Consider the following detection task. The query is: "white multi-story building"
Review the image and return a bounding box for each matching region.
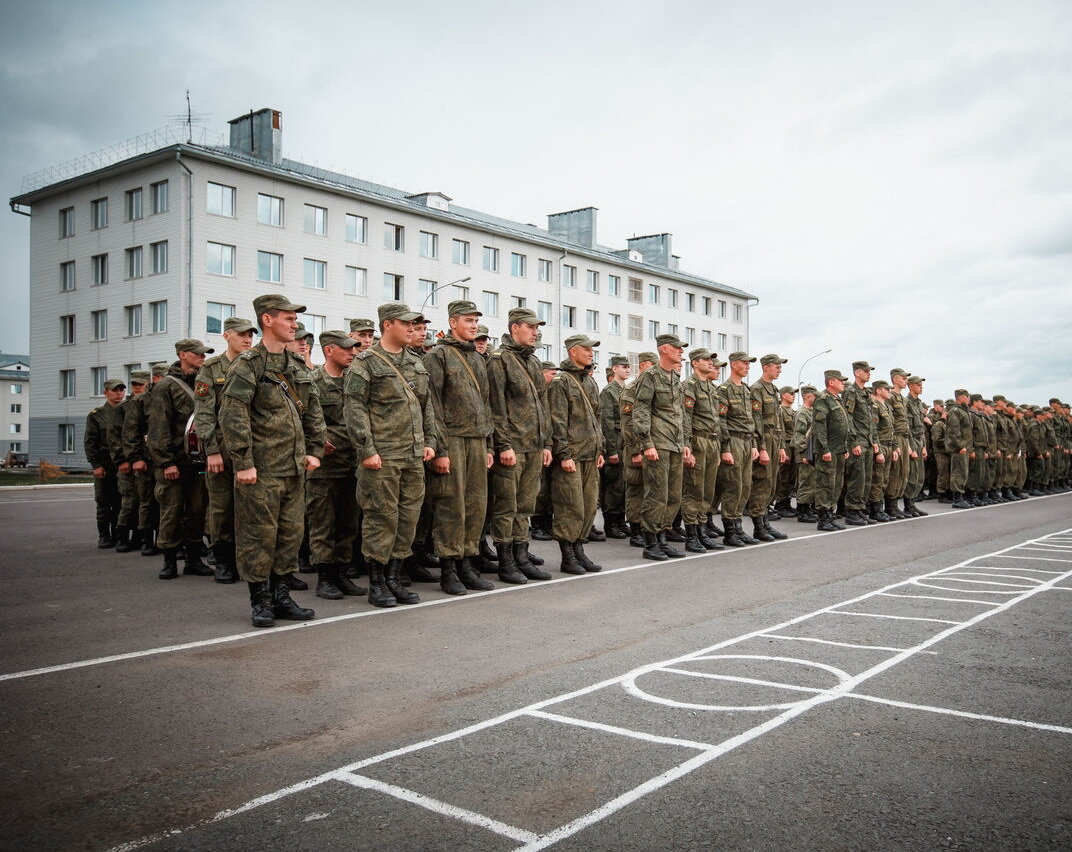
[0,353,30,460]
[11,108,755,467]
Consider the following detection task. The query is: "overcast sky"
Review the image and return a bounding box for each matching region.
[2,0,1069,402]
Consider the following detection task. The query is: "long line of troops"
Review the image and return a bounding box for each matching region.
[83,293,1072,627]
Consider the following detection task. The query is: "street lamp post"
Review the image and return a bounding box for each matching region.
[797,348,833,391]
[421,276,471,316]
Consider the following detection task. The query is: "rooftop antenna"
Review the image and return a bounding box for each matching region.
[167,90,211,143]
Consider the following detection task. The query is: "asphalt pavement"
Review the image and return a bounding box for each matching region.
[0,486,1069,851]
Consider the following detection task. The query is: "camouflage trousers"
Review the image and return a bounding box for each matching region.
[968,452,987,491]
[134,469,157,530]
[431,435,489,559]
[814,454,846,513]
[490,449,544,544]
[869,446,891,504]
[775,451,796,503]
[154,467,207,549]
[205,465,235,546]
[116,471,137,527]
[93,470,121,528]
[949,450,969,493]
[682,435,720,525]
[746,432,781,517]
[624,459,644,523]
[641,450,682,533]
[936,452,951,493]
[844,448,873,510]
[795,459,815,505]
[360,457,425,564]
[885,436,910,499]
[234,473,304,582]
[716,434,754,520]
[551,459,599,543]
[600,458,625,516]
[307,474,358,566]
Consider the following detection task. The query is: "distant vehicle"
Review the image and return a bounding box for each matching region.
[3,451,28,469]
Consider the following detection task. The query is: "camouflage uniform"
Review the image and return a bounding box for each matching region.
[945,402,972,495]
[109,394,137,531]
[842,381,876,511]
[746,377,784,518]
[868,396,894,504]
[792,405,816,506]
[193,352,238,553]
[549,360,602,542]
[619,378,645,529]
[905,393,927,501]
[714,379,757,521]
[632,364,685,533]
[121,379,159,537]
[885,389,910,501]
[812,388,851,513]
[598,379,625,521]
[681,373,728,525]
[84,401,120,540]
[930,418,950,494]
[774,400,797,506]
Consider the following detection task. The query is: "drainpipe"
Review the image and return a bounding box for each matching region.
[176,150,194,337]
[556,248,568,360]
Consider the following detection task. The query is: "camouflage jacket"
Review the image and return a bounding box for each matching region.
[944,404,973,453]
[841,383,876,449]
[193,352,237,459]
[750,379,783,441]
[424,335,493,455]
[122,384,154,465]
[487,336,551,455]
[631,365,684,453]
[930,419,948,454]
[599,381,624,458]
[84,402,119,470]
[792,406,814,455]
[310,366,354,477]
[681,375,728,447]
[888,390,910,439]
[147,363,199,469]
[905,395,927,452]
[813,390,851,455]
[549,360,602,462]
[718,379,759,444]
[779,404,796,452]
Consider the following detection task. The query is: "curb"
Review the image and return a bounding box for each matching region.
[0,482,95,491]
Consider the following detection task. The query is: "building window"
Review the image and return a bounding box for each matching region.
[10,385,23,395]
[647,283,660,305]
[344,266,367,296]
[384,223,404,251]
[587,270,599,293]
[299,204,325,235]
[150,241,168,274]
[511,252,527,278]
[510,295,527,309]
[91,367,107,397]
[92,254,108,286]
[418,279,439,307]
[561,305,576,328]
[10,404,21,414]
[59,423,75,453]
[295,314,323,339]
[60,314,75,345]
[734,335,743,350]
[734,303,743,322]
[452,284,470,302]
[586,309,599,332]
[60,370,76,399]
[628,277,642,303]
[667,323,678,336]
[452,239,470,265]
[702,330,712,348]
[702,297,712,316]
[482,246,499,272]
[9,423,21,434]
[257,251,283,284]
[125,305,142,337]
[59,207,75,238]
[419,231,439,259]
[125,188,143,221]
[303,258,327,290]
[151,180,168,214]
[685,327,695,346]
[257,193,284,226]
[207,182,235,217]
[150,300,167,334]
[91,198,108,230]
[384,273,404,301]
[608,313,621,335]
[206,242,235,276]
[538,259,553,283]
[125,247,143,279]
[562,264,576,288]
[718,299,727,319]
[92,309,107,341]
[608,275,621,297]
[206,301,235,335]
[483,290,499,317]
[124,364,142,385]
[60,261,76,291]
[718,333,727,350]
[345,213,367,243]
[537,301,552,324]
[647,320,660,339]
[686,293,696,312]
[628,315,642,341]
[668,289,678,309]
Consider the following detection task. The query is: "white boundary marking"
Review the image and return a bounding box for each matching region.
[846,693,1072,735]
[877,592,997,606]
[523,710,713,750]
[827,610,962,625]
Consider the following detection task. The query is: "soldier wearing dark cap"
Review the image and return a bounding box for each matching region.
[813,370,851,531]
[112,372,149,552]
[220,295,324,627]
[883,368,910,519]
[344,302,438,608]
[620,351,657,547]
[288,324,316,370]
[348,317,375,351]
[867,380,894,522]
[746,354,790,541]
[530,359,562,540]
[904,375,929,515]
[681,349,728,552]
[842,360,878,525]
[599,354,631,539]
[85,378,126,547]
[122,363,168,554]
[549,334,605,573]
[307,331,366,600]
[474,324,492,355]
[714,352,761,546]
[773,385,798,517]
[944,389,973,507]
[148,339,215,579]
[930,401,951,502]
[632,333,690,560]
[193,316,256,583]
[791,385,819,523]
[967,393,989,505]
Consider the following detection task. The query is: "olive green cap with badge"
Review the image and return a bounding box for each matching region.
[174,338,214,355]
[349,317,375,332]
[689,348,714,362]
[825,369,850,382]
[378,302,424,323]
[508,307,544,327]
[852,360,875,372]
[319,330,359,349]
[252,293,306,316]
[906,375,925,384]
[475,325,490,340]
[564,334,600,349]
[448,299,482,317]
[656,333,687,349]
[779,385,795,395]
[223,316,256,334]
[729,351,757,363]
[151,363,170,377]
[293,324,314,342]
[103,378,126,391]
[871,379,892,391]
[801,384,819,396]
[890,367,908,378]
[609,354,630,366]
[760,353,788,366]
[637,351,657,363]
[129,370,150,384]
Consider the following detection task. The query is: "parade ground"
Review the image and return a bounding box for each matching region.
[1,488,1069,851]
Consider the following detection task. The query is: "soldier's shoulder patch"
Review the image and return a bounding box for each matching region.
[622,402,633,414]
[719,402,729,415]
[751,399,762,411]
[845,397,856,412]
[684,396,695,408]
[195,381,211,398]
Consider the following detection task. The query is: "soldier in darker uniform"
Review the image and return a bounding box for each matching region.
[812,370,852,531]
[85,378,125,548]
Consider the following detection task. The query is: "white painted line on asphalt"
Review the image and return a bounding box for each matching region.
[994,555,1072,565]
[336,773,539,844]
[656,668,827,695]
[523,710,714,750]
[828,611,962,625]
[970,562,1064,573]
[1010,548,1072,560]
[877,592,997,606]
[759,635,913,653]
[845,693,1072,735]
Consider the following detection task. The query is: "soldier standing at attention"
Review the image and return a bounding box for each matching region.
[931,403,951,502]
[772,386,797,518]
[791,385,819,523]
[111,373,148,553]
[681,349,728,552]
[746,354,790,542]
[530,359,561,541]
[85,378,126,548]
[812,370,852,532]
[194,316,256,584]
[842,360,878,526]
[123,363,167,555]
[344,303,438,608]
[289,325,316,370]
[620,352,657,547]
[945,389,973,508]
[904,376,929,516]
[968,394,990,505]
[219,294,325,628]
[148,340,214,580]
[598,355,631,539]
[867,380,893,523]
[715,352,761,547]
[487,307,554,583]
[883,368,911,519]
[549,334,605,574]
[307,331,366,601]
[348,317,375,351]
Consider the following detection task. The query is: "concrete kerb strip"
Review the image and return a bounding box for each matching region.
[2,491,1069,685]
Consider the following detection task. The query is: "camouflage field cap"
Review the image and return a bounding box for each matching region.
[609,355,630,367]
[954,388,970,398]
[349,317,375,332]
[253,293,305,315]
[970,393,983,403]
[151,363,170,377]
[103,378,126,391]
[889,367,908,378]
[475,325,490,340]
[508,307,544,326]
[825,369,849,382]
[637,351,657,364]
[175,338,214,355]
[728,351,756,363]
[378,302,424,323]
[129,370,150,384]
[760,354,788,366]
[319,330,359,349]
[779,385,796,395]
[448,299,482,317]
[224,317,256,334]
[992,394,1006,402]
[852,360,875,372]
[293,324,314,342]
[656,333,687,349]
[540,361,558,370]
[564,334,600,349]
[800,384,819,396]
[689,348,714,362]
[871,379,892,391]
[906,375,925,384]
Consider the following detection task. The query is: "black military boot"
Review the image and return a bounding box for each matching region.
[496,542,528,584]
[657,530,685,558]
[587,525,607,543]
[270,573,315,621]
[642,530,669,561]
[735,518,759,545]
[796,503,814,523]
[114,526,131,552]
[182,540,213,576]
[606,513,629,539]
[458,556,495,590]
[334,564,366,596]
[906,497,927,516]
[628,522,646,548]
[479,536,499,564]
[159,547,179,580]
[817,509,838,532]
[762,515,788,540]
[722,516,746,547]
[365,560,397,607]
[684,524,707,553]
[573,541,602,572]
[843,507,867,526]
[777,499,797,518]
[525,545,545,566]
[531,514,553,541]
[141,529,161,556]
[97,521,115,549]
[385,559,420,604]
[438,558,466,595]
[315,564,343,600]
[297,539,313,573]
[951,492,970,509]
[706,513,724,536]
[558,540,586,574]
[404,554,439,583]
[213,541,238,584]
[750,516,775,542]
[869,501,889,522]
[767,504,782,521]
[126,528,143,552]
[696,522,724,551]
[248,581,275,628]
[513,542,551,580]
[282,572,308,590]
[665,520,686,542]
